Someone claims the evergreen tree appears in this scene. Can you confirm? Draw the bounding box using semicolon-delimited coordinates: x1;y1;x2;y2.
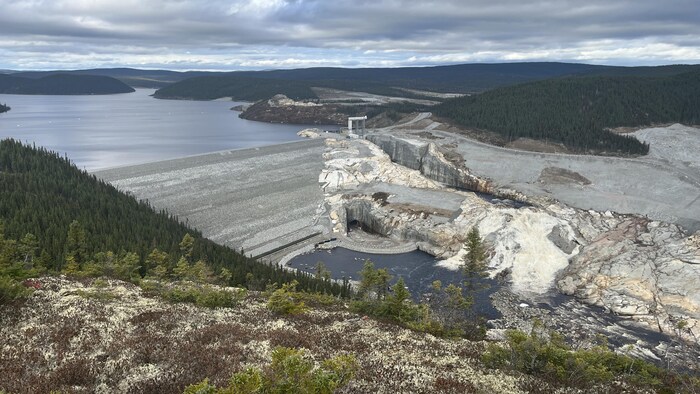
386;277;412;322
358;260;391;300
192;260;212;283
173;256;191;281
463;226;488;294
179;233;195;262
65;220;88;269
115;252;140;281
145;248;169;277
18;233;38;267
314;261;331;281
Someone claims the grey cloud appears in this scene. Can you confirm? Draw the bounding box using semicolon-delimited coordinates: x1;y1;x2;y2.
0;0;698;69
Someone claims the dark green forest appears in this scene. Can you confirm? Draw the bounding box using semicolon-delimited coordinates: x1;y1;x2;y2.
0;74;134;95
152;63;599;101
152;62;700;102
0;103;9;113
434;71;700;155
154;75;318;101
0;139;350;296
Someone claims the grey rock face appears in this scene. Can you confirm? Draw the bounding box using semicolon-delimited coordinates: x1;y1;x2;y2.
366;133;427;171
548;224;579;254
557;218;700;340
366;133;492;194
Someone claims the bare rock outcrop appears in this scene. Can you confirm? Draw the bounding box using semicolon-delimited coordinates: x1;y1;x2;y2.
320;137;582;294
558;219;700;340
297;128;323;139
319;134;700;344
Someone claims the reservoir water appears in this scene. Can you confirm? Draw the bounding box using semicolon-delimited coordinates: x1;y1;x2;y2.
0;89;333;170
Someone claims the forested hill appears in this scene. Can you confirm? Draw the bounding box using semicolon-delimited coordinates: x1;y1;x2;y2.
434;70;700;155
11;68;215;88
0;74;134;95
0;103;9;113
0;139;348;295
152;62;700;102
153;75;317;101
152;62;615;101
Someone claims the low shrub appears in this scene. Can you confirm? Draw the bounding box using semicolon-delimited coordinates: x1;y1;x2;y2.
482;325;699;392
267;281;309;315
183;347;357;394
0;276;31;304
142;281;246;309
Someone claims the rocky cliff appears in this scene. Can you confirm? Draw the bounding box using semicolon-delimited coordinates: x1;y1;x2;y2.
366;133;495;195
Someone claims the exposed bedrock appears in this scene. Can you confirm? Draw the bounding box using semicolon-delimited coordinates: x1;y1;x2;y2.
339;197;450;255
366;133;493;195
317;135;700;344
558;218;700;341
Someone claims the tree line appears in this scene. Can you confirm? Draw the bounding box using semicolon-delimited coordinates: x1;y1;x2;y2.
434;70;700;155
0;139;351;298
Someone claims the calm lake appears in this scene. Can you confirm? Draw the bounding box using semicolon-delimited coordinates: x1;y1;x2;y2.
0;89;333;170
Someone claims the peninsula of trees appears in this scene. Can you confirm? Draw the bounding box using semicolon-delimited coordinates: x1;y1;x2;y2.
0;73;134;95
434;70;700;155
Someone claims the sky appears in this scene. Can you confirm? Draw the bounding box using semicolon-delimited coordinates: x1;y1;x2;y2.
1;0;699;71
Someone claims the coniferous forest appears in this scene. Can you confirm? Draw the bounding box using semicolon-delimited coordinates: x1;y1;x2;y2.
0;139;350;296
0;73;134;95
434;70;700;155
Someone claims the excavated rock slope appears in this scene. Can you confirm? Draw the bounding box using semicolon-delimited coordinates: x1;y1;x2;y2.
318;135;700;343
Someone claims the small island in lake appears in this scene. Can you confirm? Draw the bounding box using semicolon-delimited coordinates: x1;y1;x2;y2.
0;103;9;113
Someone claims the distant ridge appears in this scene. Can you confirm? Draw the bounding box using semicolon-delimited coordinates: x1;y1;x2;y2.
9;68;215;89
6;62;700;94
151;62;700;101
0;73;135;95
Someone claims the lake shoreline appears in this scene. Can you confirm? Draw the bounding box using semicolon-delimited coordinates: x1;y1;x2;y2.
0;88;330;170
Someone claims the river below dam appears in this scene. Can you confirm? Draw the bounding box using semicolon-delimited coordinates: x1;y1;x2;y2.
287;247;501;319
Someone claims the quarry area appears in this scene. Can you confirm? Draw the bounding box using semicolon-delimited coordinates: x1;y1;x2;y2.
97;114;700;365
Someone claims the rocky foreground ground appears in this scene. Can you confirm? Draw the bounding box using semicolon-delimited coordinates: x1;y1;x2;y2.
0;277;538;394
